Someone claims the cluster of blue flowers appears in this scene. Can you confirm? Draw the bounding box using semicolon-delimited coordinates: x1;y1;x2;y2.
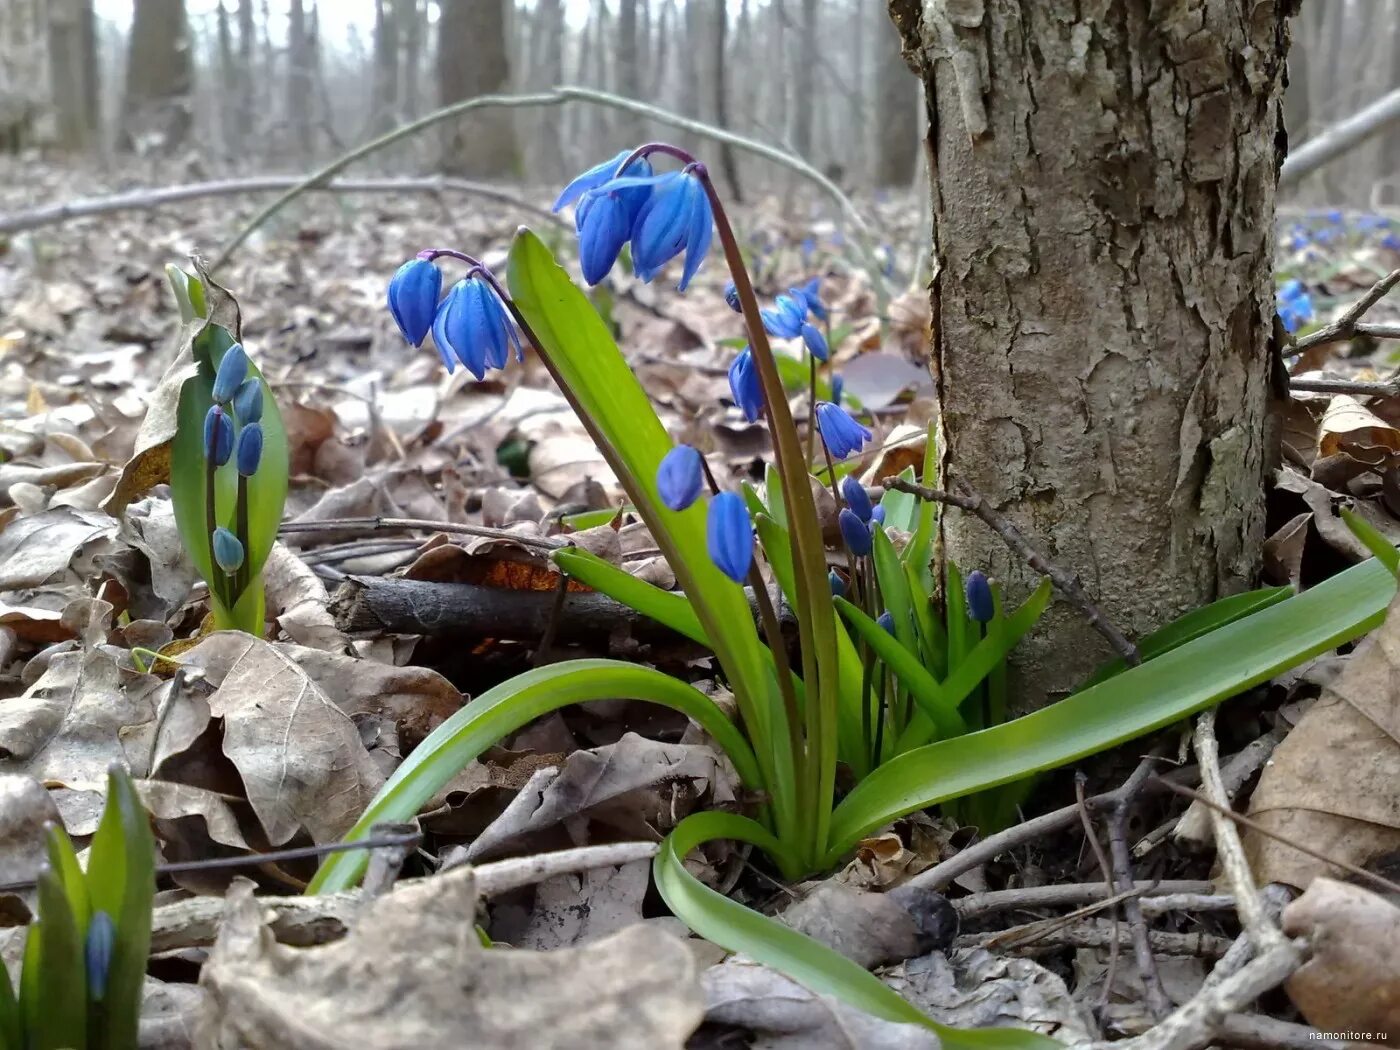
203;344;265;574
554;149;715;291
388;256;524;380
1280;210;1400;257
1276;278;1314;334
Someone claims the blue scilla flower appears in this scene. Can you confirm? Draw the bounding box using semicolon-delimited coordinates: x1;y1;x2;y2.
232;378;263;424
212;343;248;404
871;504;886;526
828;570;846;597
1384;233;1400;252
831;373;845;406
388;258;442;347
761;292;807;338
965;569;994;623
1325;209;1344;224
212;527;244;574
575;189;634;286
724;280;742;313
85;910;115;1000
657;445;705;511
616;168;714;290
877;610;896;634
236;422;263;477
553;149;652;212
707;491;753;582
815;401;872;459
800;322;829;362
840;474;872;522
1276;279;1314;334
839;507;872;556
728;347;764;422
432;276;522;379
799;276;827;321
204;405;233;466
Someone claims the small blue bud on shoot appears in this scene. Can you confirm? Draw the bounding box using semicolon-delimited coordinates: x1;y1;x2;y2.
831;373;845;406
85;910;116;1000
877;610;896;634
871;503;886;526
838;507;873;556
232;377;263;424
815;401;873;459
236;422;263;477
800;322;829;362
965;569;995;624
839;474;872;522
387;257;443;347
204;405;233;466
656;445;705;511
828;570;846;597
707;491;754;583
728;347;764;422
800;276;827;320
724;280;742;313
212;343;249;404
761;293;807;338
212;527;245;574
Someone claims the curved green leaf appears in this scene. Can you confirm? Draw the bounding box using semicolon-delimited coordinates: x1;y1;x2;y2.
34;868;86;1050
309;660;764;893
655;813;1058;1049
826;557;1396;864
0;955;18;1050
1341;507;1400;576
553;547;708;646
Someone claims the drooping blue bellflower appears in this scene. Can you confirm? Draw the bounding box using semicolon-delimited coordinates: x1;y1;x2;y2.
576;190;636;287
877;610;896;634
815;401;873;459
870;503;886;527
724;280;742;313
728;347;764;422
799;276;827;321
965;570;995;624
621;168;714;290
707;491;754;582
761;293;807;338
432;276;522;379
656;445;705;511
387;258;443;347
828;570;847;597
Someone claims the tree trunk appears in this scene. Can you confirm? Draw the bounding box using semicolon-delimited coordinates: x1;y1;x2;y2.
235;0;254;146
893;0;1291;708
46;0;99;151
712;0;742;199
120;0;193;152
436;0;519;177
286;0;311;157
372;0;400;134
791;0;817;158
873;0;917;185
617;0;643;142
400;0;423;120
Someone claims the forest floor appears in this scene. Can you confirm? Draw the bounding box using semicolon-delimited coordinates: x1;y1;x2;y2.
0;157;1398;1047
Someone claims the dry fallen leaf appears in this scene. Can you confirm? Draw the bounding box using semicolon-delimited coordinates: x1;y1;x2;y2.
1245;587;1400;888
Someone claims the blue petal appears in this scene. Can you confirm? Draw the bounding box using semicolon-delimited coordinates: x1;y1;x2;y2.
656;445;705;511
475;280;512;370
204;406;233;466
578;191;633;286
232;378;263;424
839;508;872;555
429;292;457;374
387;258;442;347
707;492;753;583
801;322;828;362
212;343;249;403
630;173;689;280
677;176;713;291
965;570;995;623
553;150;652;211
840;475;872;521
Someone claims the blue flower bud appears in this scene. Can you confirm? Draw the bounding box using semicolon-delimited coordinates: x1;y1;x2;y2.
626;169;713;291
728;347;764;423
656;445;704;511
761;293;806;338
212;343;248;404
724;280;742;313
800;276;828;321
432;276;519;380
800;322;829;362
212;527;244;574
871;503;886;526
840;474;872;522
828;570;846;597
707;491;753;583
815;401;873;460
236;422;263;477
204;405;233;466
877;610;896;634
85;910;115;1000
232;378;263;424
965;569;994;624
576;189;634;286
831;373;845;406
839;507;872;556
387;257;442;347
553;149;653;212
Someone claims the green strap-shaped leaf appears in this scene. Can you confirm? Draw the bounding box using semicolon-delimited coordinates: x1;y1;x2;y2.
309;660;771;893
655;812;1058;1049
553;547;709;646
826;557;1396;863
1341;507;1400;576
34;868;87;1050
45;824;90;940
0;955;19;1050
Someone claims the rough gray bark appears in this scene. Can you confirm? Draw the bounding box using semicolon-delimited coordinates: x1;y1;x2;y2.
893;0;1293;708
436;0;519;178
120;0;193;152
873;0;917;185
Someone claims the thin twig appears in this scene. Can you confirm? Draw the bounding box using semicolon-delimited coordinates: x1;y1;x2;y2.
1289;267;1400;359
1107;757;1173;1018
951;880;1217;918
971;920;1232;960
884;477;1141;665
1076;773;1122;1009
1156;777;1400;898
278;515;566;552
1288;373;1400;397
0;176;567;237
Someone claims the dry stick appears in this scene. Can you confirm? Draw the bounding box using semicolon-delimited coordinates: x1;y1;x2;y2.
1280;86;1400;188
1288;266;1400;360
1075;773;1122;1010
950;881;1216;918
1107;756;1173;1018
970;921;1232;960
277;515;566;552
884;477;1141;665
210;85;888;298
0;175;568;237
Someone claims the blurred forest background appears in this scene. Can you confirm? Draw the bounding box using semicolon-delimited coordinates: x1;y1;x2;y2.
2;0;1395;204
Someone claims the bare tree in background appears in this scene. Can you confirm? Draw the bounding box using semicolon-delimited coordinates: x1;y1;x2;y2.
712;0;742;199
437;0;519;178
235;0;255;147
121;0;193;152
616;0;643;142
894;1;1292;707
399;0;425;122
47;0;99;151
791;0;817;159
873;1;917;186
372;0;400;135
286;0;313;158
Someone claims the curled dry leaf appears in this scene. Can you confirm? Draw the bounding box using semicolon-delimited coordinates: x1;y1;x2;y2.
0;506;120;590
176;632;385;846
1245;587;1400;888
262;542;353;653
0;773;62;916
196;870;704;1049
1281;877;1400;1040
